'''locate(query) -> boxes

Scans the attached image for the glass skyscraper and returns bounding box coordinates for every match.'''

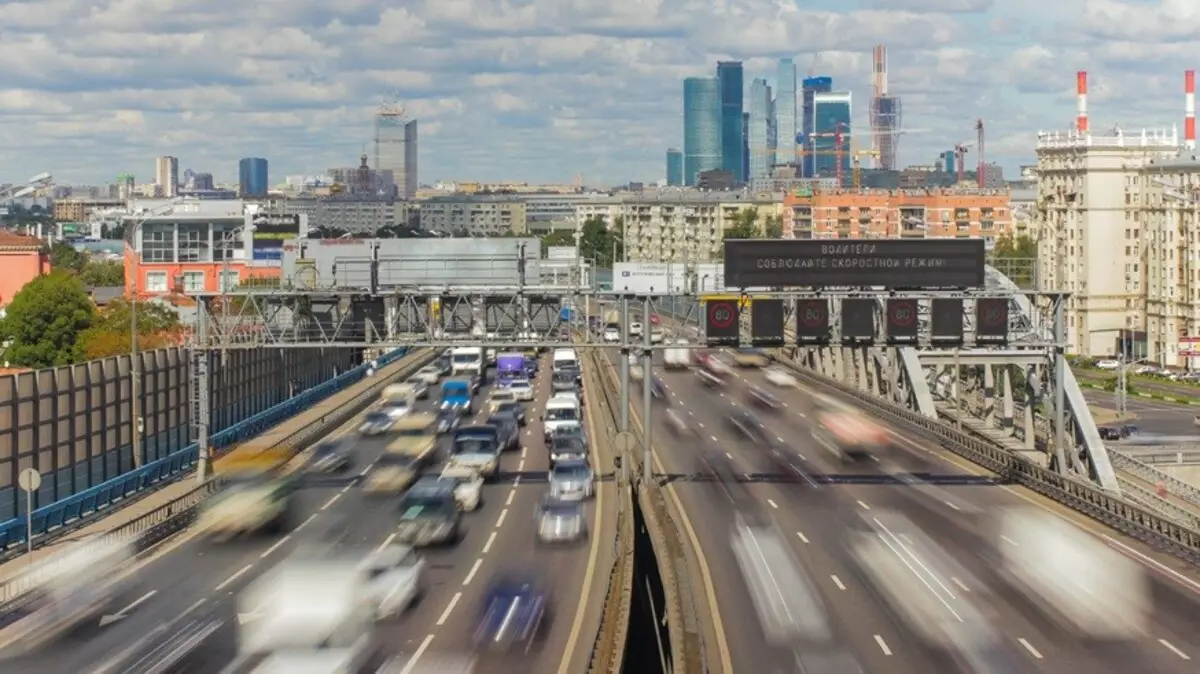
[801,76,833,178]
[812,91,852,182]
[238,157,268,197]
[747,78,774,182]
[717,61,745,182]
[683,77,722,186]
[666,148,683,186]
[775,59,797,166]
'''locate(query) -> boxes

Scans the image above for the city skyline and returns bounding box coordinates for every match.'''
[0,1,1189,186]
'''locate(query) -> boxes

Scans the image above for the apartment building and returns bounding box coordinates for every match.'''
[617,191,784,263]
[265,196,415,234]
[53,198,125,222]
[781,187,1012,241]
[1035,128,1182,358]
[419,195,529,236]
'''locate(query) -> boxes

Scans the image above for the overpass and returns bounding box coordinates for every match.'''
[0,246,1197,672]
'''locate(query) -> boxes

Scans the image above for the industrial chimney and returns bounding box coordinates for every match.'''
[1076,71,1089,134]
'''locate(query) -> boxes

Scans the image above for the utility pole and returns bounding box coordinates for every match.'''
[641,296,654,486]
[619,297,631,485]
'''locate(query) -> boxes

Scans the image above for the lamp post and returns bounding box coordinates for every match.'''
[127,201,180,467]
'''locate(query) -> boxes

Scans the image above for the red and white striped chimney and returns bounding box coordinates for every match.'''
[1186,70,1196,150]
[1076,71,1089,133]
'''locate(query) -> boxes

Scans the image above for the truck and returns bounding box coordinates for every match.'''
[384,412,439,462]
[450,347,484,378]
[809,394,889,462]
[196,447,299,540]
[221,556,379,673]
[440,377,474,415]
[495,352,525,387]
[664,340,690,369]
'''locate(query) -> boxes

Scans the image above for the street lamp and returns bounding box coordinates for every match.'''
[126,200,181,467]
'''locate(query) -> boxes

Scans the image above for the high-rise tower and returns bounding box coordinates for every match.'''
[747,78,774,182]
[869,45,902,170]
[717,61,745,182]
[775,58,797,166]
[801,76,832,178]
[375,100,418,199]
[683,77,722,186]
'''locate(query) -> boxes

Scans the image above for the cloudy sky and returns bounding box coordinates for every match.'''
[0,0,1192,187]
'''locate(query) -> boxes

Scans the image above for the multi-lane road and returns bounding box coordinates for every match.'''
[4,354,615,673]
[606,347,1200,673]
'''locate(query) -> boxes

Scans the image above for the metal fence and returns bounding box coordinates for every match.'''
[0,345,363,521]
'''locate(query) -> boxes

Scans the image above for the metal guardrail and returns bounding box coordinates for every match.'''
[0,347,438,616]
[773,351,1200,567]
[1108,450,1200,505]
[1116,476,1200,530]
[582,349,633,674]
[0,347,414,555]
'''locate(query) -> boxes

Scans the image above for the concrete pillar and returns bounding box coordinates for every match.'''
[1000,368,1015,434]
[983,364,996,427]
[1021,399,1036,450]
[856,349,870,393]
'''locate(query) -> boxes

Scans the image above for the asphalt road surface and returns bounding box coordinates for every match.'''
[608,349,1200,674]
[3,352,615,674]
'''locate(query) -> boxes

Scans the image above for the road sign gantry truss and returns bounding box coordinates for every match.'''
[186,286,1055,351]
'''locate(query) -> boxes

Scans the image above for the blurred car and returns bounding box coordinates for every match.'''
[508,379,534,401]
[696,369,725,389]
[362,453,421,495]
[487,414,520,452]
[728,411,770,446]
[602,327,620,343]
[549,421,588,447]
[747,386,783,411]
[733,348,768,368]
[404,377,430,399]
[414,366,442,385]
[359,544,424,620]
[699,353,733,376]
[382,396,414,419]
[359,411,395,436]
[437,465,484,511]
[549,459,594,501]
[488,388,518,414]
[650,376,667,400]
[549,434,588,465]
[435,408,463,435]
[494,400,527,426]
[664,408,690,436]
[536,498,587,544]
[764,366,797,388]
[396,485,461,547]
[307,440,353,473]
[474,574,548,653]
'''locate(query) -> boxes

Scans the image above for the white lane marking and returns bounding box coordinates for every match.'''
[1101,534,1200,594]
[375,533,397,554]
[398,634,436,674]
[857,500,871,510]
[698,422,705,428]
[215,564,254,592]
[951,577,970,593]
[874,635,892,655]
[463,558,484,586]
[482,531,498,554]
[521,447,528,458]
[495,508,508,528]
[1001,535,1019,547]
[725,452,734,459]
[1017,638,1043,659]
[830,575,846,591]
[505,490,516,506]
[110,590,157,617]
[321,493,341,510]
[688,411,695,416]
[260,535,292,559]
[766,499,779,509]
[796,531,809,544]
[339,483,352,495]
[298,513,317,529]
[711,435,719,442]
[869,454,880,462]
[518,459,526,471]
[944,500,961,511]
[358,461,375,477]
[1159,638,1191,660]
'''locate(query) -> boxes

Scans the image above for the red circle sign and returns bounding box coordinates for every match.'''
[799,301,826,327]
[708,302,736,329]
[889,301,916,326]
[982,303,1005,326]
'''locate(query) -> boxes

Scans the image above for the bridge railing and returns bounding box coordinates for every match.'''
[0,347,411,553]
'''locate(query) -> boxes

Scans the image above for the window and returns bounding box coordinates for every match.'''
[181,271,205,292]
[145,271,168,293]
[178,223,210,262]
[220,270,239,292]
[141,223,174,263]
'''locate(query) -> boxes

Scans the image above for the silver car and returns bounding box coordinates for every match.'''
[359,411,394,436]
[536,498,587,544]
[548,460,594,501]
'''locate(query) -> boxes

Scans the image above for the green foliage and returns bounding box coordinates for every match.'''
[49,242,87,272]
[542,230,575,247]
[79,260,125,286]
[578,216,624,267]
[725,207,761,240]
[988,234,1038,288]
[764,214,783,238]
[0,272,95,367]
[76,298,182,359]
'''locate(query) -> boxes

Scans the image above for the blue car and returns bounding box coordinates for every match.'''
[474,574,548,653]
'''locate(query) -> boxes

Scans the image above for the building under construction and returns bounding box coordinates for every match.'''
[869,45,902,171]
[374,103,418,200]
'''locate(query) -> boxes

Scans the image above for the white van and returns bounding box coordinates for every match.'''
[552,348,578,372]
[543,397,581,438]
[451,347,483,377]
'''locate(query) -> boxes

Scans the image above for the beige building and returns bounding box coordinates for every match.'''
[1034,128,1186,359]
[53,198,125,222]
[614,190,784,263]
[419,195,529,236]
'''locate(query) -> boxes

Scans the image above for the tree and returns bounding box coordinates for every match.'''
[725,207,761,240]
[49,242,87,272]
[989,234,1038,288]
[0,272,95,367]
[76,298,183,359]
[79,260,125,286]
[764,214,783,238]
[580,216,621,267]
[542,230,575,247]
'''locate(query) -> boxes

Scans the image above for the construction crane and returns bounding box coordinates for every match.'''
[852,150,880,188]
[953,140,976,184]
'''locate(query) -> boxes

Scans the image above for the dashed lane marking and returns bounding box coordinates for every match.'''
[1017,638,1043,659]
[482,531,497,554]
[505,490,516,506]
[463,558,484,586]
[436,593,461,626]
[944,500,961,511]
[320,493,341,510]
[376,533,397,554]
[874,635,892,655]
[1001,535,1019,547]
[830,575,846,591]
[397,634,436,674]
[951,577,970,592]
[215,564,254,592]
[358,461,375,477]
[260,535,292,559]
[796,531,809,543]
[1159,639,1191,660]
[495,508,508,528]
[766,499,779,509]
[857,500,871,511]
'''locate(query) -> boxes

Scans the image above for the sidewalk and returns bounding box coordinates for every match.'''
[0,349,429,584]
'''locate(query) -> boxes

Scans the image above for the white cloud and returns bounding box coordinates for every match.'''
[0,0,1190,185]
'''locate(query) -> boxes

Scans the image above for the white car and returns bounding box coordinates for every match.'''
[764,366,798,388]
[508,379,534,401]
[650,329,664,344]
[360,544,424,620]
[414,366,442,385]
[603,327,620,343]
[440,465,484,511]
[630,322,644,337]
[1095,360,1121,370]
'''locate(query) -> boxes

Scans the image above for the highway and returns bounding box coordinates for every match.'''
[2,352,614,673]
[607,347,1200,673]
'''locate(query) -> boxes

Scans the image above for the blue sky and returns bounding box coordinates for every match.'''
[0,0,1193,187]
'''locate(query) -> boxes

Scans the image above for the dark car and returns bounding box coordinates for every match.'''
[697,369,725,388]
[436,408,463,435]
[747,386,783,411]
[727,412,769,446]
[307,440,352,473]
[397,486,461,547]
[552,370,578,394]
[487,414,520,452]
[494,401,527,427]
[474,574,548,653]
[549,435,588,465]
